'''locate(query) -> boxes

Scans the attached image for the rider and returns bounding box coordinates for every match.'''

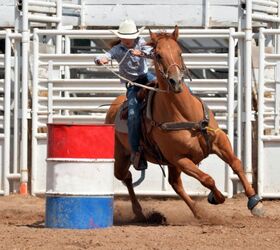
[95,19,155,171]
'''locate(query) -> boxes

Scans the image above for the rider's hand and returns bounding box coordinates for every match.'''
[131,49,143,57]
[95,59,102,65]
[95,57,109,65]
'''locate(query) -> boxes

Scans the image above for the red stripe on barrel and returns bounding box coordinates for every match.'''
[47,124,115,158]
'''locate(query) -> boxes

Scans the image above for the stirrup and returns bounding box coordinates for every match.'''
[131,152,147,171]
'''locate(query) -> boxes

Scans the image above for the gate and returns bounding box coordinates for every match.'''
[0,30,22,195]
[258,28,280,198]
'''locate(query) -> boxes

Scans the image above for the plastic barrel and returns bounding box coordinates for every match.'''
[45,124,115,229]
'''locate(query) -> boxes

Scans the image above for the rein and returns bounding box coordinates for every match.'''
[155,60,185,80]
[98,61,169,93]
[152,40,192,82]
[97,50,169,93]
[154,56,191,81]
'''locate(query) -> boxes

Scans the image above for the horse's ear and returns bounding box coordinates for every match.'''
[172,25,179,40]
[149,28,157,43]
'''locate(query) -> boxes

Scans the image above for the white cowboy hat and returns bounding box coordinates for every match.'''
[111,19,145,39]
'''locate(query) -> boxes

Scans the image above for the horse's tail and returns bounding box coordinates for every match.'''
[105,95,126,124]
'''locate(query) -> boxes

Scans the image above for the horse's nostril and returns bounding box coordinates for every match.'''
[169,78,176,86]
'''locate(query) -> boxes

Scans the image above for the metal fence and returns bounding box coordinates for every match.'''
[0,30,22,195]
[258,28,280,198]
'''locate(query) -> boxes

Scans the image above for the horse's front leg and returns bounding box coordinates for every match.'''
[114,138,146,222]
[168,165,200,218]
[121,170,146,222]
[174,157,226,205]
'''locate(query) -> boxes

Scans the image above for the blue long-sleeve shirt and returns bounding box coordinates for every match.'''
[97,37,153,84]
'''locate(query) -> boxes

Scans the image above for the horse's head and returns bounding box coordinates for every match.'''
[149,26,185,93]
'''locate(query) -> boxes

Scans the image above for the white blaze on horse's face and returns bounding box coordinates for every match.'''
[161,39,184,93]
[152,27,185,93]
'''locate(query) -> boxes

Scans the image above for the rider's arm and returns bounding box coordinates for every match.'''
[95,49,115,65]
[138,37,154,58]
[130,49,144,57]
[129,37,154,58]
[95,56,109,65]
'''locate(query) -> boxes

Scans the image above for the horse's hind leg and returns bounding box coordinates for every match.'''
[114,137,146,222]
[213,132,255,197]
[212,131,264,216]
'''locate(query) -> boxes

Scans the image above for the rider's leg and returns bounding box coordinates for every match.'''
[127,86,141,153]
[127,86,147,170]
[126,73,155,170]
[146,71,156,82]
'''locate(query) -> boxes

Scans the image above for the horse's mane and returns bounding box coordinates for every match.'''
[147,31,174,47]
[154,31,173,39]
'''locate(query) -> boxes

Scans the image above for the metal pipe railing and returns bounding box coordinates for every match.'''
[28,0,85,28]
[244,0,253,184]
[31,29,39,196]
[20,0,29,195]
[241,0,278,8]
[4,30,11,196]
[226,27,236,198]
[258,28,265,199]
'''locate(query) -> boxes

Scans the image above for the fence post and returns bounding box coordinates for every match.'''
[244,0,253,183]
[226,28,235,198]
[257,28,265,198]
[20,0,30,195]
[4,30,11,195]
[31,28,39,195]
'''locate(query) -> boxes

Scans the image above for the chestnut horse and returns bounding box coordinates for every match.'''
[105,26,264,220]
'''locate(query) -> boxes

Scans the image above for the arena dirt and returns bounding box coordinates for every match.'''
[0,194,279,249]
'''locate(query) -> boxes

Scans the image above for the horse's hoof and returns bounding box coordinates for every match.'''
[194,212,202,220]
[207,191,219,205]
[247,194,262,210]
[251,202,265,217]
[134,213,147,223]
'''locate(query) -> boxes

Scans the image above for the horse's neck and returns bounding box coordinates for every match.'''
[154,81,202,122]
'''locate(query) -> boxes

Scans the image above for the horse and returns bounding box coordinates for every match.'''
[105,26,264,221]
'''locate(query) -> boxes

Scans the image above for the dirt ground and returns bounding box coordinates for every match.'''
[0,194,279,250]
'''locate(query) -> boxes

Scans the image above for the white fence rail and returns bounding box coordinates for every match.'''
[27,0,85,28]
[249,0,280,23]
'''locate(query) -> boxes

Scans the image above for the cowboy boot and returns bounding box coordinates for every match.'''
[130,151,147,171]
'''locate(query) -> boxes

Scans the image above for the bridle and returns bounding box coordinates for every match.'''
[155,58,185,80]
[153,39,192,82]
